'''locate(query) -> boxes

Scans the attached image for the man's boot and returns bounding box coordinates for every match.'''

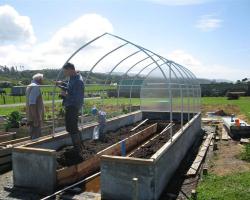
[70,133,83,155]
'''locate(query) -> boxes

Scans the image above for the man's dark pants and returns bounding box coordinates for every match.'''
[65,106,82,152]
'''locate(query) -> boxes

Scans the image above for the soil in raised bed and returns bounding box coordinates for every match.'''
[130,123,182,159]
[56,120,156,169]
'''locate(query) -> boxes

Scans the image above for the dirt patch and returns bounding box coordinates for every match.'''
[131,123,182,159]
[209,140,250,176]
[201,104,241,117]
[56,121,155,169]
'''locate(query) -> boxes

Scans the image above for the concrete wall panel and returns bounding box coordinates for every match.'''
[12,151,56,194]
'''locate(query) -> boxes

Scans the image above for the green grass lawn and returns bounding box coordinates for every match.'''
[0,85,116,105]
[197,172,250,200]
[0,98,140,116]
[0,106,25,116]
[1,96,249,118]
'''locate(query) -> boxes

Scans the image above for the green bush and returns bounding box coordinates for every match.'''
[240,144,250,162]
[5,111,22,131]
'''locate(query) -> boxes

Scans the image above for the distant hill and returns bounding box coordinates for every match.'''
[198,78,233,84]
[0,68,122,86]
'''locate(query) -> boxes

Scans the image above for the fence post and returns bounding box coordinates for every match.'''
[121,140,126,156]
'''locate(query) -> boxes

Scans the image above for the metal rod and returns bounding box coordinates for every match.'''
[130,119,148,132]
[181,86,183,131]
[132,177,139,200]
[41,172,101,200]
[169,63,173,142]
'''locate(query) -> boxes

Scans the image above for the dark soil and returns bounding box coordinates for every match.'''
[56,121,155,169]
[131,123,182,159]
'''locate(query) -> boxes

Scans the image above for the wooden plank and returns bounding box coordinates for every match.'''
[221,126,229,140]
[56,165,77,183]
[186,133,214,177]
[0,136,30,146]
[0,133,15,143]
[13,147,56,155]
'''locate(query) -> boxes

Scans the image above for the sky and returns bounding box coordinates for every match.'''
[0,0,249,81]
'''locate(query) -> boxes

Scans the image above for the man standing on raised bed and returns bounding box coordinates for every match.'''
[26,73,45,140]
[56,63,84,155]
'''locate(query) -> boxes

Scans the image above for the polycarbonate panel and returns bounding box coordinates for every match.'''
[51,33,201,133]
[140,67,170,112]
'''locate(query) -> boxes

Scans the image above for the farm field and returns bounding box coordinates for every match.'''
[1,97,250,121]
[0,84,116,105]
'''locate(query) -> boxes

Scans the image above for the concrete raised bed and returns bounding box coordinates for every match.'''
[57,123,157,186]
[12,111,143,194]
[0,136,31,173]
[100,113,201,200]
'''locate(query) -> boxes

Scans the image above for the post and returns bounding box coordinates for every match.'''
[192,86,195,118]
[169,66,173,142]
[187,85,190,122]
[181,86,183,131]
[121,140,126,156]
[132,177,138,200]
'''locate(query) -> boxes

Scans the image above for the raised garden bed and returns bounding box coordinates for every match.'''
[13,111,144,194]
[56,121,154,169]
[101,113,201,200]
[56,122,158,185]
[131,123,182,159]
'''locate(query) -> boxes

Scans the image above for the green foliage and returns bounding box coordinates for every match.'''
[240,144,250,162]
[57,107,65,118]
[121,104,129,114]
[201,82,250,97]
[5,111,22,131]
[197,172,250,200]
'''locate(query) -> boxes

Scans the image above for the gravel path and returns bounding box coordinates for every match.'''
[0,171,42,200]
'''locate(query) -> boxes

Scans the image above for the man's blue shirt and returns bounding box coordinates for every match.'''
[64,73,84,109]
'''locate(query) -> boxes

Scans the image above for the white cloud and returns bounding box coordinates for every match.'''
[48,13,114,52]
[0,5,36,44]
[168,50,201,67]
[146,0,212,6]
[167,50,249,81]
[0,9,115,70]
[195,15,222,31]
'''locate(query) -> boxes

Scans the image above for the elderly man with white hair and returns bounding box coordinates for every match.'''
[26,73,45,139]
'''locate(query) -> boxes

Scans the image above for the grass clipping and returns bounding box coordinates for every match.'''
[197,172,250,200]
[240,144,250,162]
